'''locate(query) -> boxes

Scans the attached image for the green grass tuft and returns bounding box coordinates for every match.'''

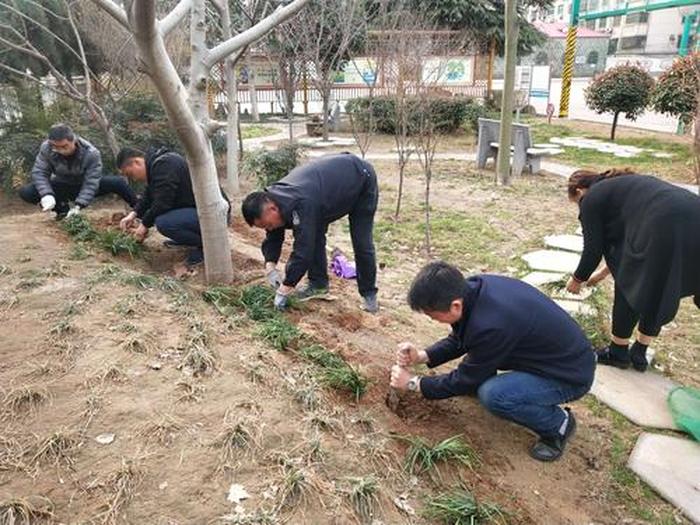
[424,488,506,525]
[255,316,300,351]
[402,435,480,475]
[63,215,142,258]
[299,344,368,399]
[347,476,380,522]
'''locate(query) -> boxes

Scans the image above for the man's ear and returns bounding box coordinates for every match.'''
[451,298,463,316]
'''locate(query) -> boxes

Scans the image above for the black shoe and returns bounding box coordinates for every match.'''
[596,346,631,369]
[185,248,204,267]
[630,342,648,372]
[164,240,192,248]
[530,408,577,462]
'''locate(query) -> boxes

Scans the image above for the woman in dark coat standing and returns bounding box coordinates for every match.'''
[565,169,700,371]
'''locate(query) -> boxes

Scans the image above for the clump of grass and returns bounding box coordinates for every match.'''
[27,431,79,469]
[300,344,368,399]
[178,323,219,376]
[202,285,240,316]
[49,318,73,337]
[121,333,155,354]
[2,387,49,419]
[402,435,480,476]
[277,463,312,511]
[347,476,380,522]
[69,244,91,261]
[255,316,300,351]
[93,459,142,525]
[175,380,205,403]
[121,272,160,290]
[88,264,123,284]
[0,436,26,472]
[63,215,142,258]
[0,496,55,524]
[0,264,11,277]
[423,488,506,525]
[88,364,128,386]
[114,294,142,317]
[212,420,255,471]
[63,214,97,241]
[137,414,183,447]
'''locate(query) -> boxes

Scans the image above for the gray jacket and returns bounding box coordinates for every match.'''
[30,136,103,207]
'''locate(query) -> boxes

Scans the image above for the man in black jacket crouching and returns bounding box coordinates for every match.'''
[116,147,228,268]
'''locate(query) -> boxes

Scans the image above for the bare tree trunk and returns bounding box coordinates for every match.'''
[496,0,519,186]
[694,102,700,185]
[224,62,240,196]
[248,60,260,121]
[395,157,406,219]
[424,160,431,256]
[611,111,619,141]
[321,82,331,141]
[89,101,120,157]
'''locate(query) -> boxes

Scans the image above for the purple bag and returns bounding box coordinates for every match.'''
[330,248,356,279]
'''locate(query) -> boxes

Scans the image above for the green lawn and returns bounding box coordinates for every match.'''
[240,124,279,140]
[526,117,695,184]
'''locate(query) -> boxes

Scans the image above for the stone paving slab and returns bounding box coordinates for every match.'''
[628,433,700,523]
[552,288,592,301]
[575,226,583,236]
[522,250,580,274]
[591,366,679,429]
[521,271,566,287]
[553,299,595,316]
[544,234,584,253]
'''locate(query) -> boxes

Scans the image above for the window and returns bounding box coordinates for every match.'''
[586,19,596,29]
[625,12,649,24]
[608,38,618,53]
[613,15,622,26]
[619,35,647,50]
[557,4,564,17]
[587,50,600,65]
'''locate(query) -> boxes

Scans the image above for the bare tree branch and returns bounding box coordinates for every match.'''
[158,0,192,36]
[205,0,310,69]
[88,0,128,29]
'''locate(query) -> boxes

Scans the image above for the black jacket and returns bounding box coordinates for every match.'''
[420,275,595,400]
[262,153,375,286]
[135,148,197,228]
[574,175,700,329]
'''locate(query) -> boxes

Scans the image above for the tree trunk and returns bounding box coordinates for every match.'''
[395,158,406,219]
[89,102,120,158]
[321,83,331,141]
[424,162,431,256]
[496,0,519,186]
[611,111,619,140]
[140,0,231,283]
[224,58,240,196]
[694,102,700,185]
[248,60,260,121]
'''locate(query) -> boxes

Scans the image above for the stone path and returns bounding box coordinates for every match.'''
[519,207,699,522]
[628,433,700,523]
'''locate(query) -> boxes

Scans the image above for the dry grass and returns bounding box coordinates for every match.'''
[92,459,142,525]
[212,418,256,472]
[175,380,205,403]
[27,430,79,470]
[277,462,313,512]
[137,414,184,447]
[2,386,49,419]
[0,496,55,525]
[347,475,380,523]
[120,332,156,354]
[0,436,26,472]
[80,391,103,432]
[178,322,219,376]
[86,363,128,387]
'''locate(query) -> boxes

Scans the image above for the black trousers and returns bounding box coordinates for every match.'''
[19,176,138,212]
[612,284,661,338]
[307,162,379,297]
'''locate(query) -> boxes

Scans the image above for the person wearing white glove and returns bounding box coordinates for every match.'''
[66,206,81,218]
[265,262,282,289]
[40,195,56,212]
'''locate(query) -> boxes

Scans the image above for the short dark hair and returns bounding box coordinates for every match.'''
[408,261,465,312]
[116,147,145,169]
[241,191,271,226]
[48,123,74,142]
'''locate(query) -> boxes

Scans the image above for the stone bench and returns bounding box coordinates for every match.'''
[477,118,560,176]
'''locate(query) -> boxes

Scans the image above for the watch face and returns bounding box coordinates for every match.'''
[407,378,418,391]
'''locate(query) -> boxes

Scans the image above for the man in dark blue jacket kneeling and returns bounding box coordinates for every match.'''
[390,261,596,462]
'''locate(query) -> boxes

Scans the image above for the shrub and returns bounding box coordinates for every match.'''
[346,95,485,135]
[652,53,700,127]
[243,143,304,189]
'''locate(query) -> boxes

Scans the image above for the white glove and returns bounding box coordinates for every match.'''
[274,291,288,310]
[266,268,282,289]
[66,206,81,218]
[40,195,56,212]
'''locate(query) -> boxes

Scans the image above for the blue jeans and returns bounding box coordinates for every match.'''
[19,175,137,211]
[155,208,201,248]
[477,371,592,438]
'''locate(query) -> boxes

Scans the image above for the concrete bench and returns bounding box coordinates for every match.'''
[476,118,558,176]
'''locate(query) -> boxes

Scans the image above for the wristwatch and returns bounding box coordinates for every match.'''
[407,376,421,392]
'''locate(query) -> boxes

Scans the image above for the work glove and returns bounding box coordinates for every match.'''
[266,268,282,289]
[274,291,288,310]
[40,195,56,212]
[66,205,81,218]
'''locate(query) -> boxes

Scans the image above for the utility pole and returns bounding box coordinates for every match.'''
[559,0,581,118]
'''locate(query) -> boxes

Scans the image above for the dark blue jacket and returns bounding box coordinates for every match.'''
[420,275,596,400]
[262,153,374,287]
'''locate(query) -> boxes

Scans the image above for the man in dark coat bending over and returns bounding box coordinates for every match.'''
[391,261,595,461]
[242,153,379,313]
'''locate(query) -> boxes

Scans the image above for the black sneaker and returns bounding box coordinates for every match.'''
[530,408,577,462]
[295,283,329,301]
[596,346,631,369]
[630,342,648,372]
[185,248,204,267]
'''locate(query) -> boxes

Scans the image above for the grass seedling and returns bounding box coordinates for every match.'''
[423,488,506,525]
[93,459,142,525]
[63,214,97,242]
[96,229,143,258]
[68,244,91,261]
[0,436,26,472]
[0,496,55,525]
[175,380,205,403]
[299,344,345,368]
[2,387,49,419]
[202,285,239,316]
[278,464,311,511]
[402,435,480,476]
[121,272,160,290]
[212,421,255,471]
[0,265,11,277]
[347,476,380,523]
[239,284,278,321]
[178,324,218,376]
[255,316,300,351]
[121,333,155,354]
[27,431,78,469]
[137,414,183,447]
[318,364,368,400]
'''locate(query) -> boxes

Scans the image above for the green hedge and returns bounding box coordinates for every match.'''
[345,95,487,135]
[242,142,304,189]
